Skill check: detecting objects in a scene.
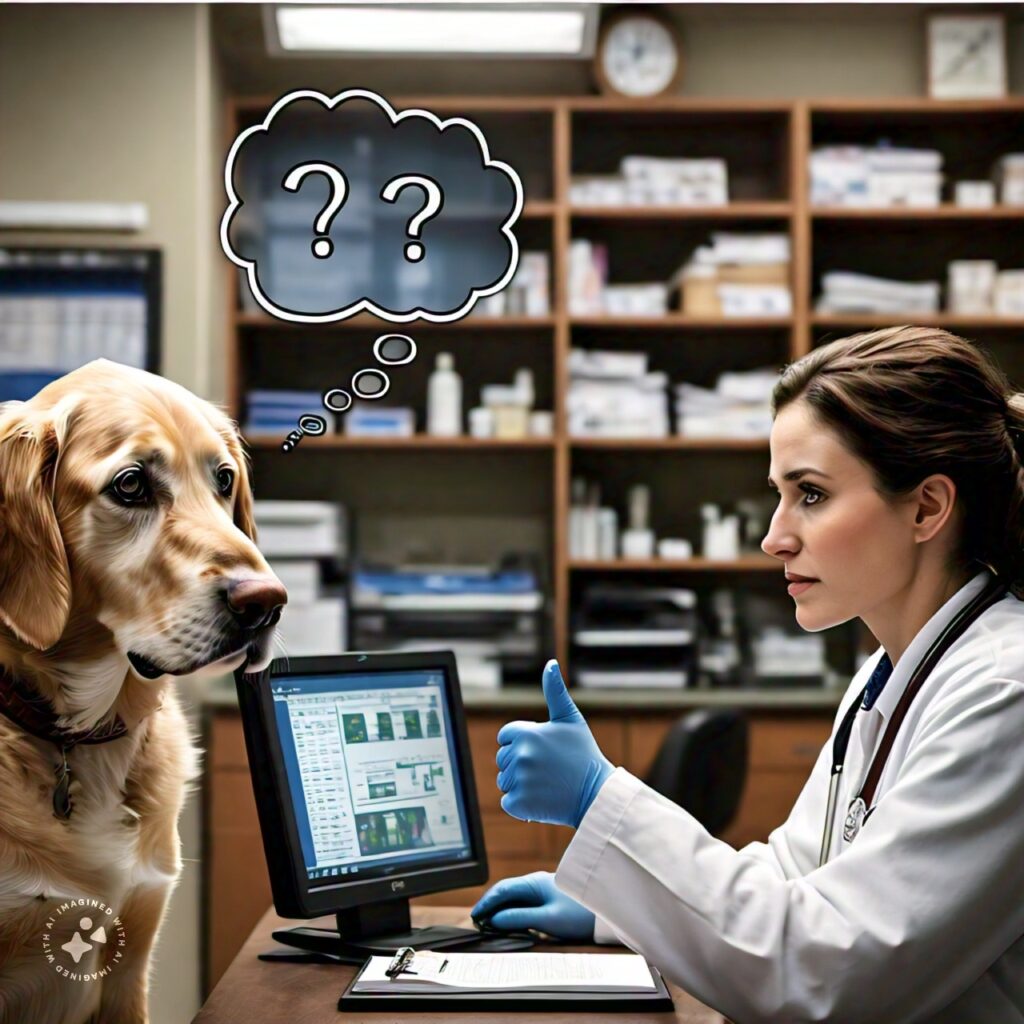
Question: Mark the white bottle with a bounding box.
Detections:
[701,503,721,558]
[427,352,462,436]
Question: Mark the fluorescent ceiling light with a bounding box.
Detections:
[266,4,597,58]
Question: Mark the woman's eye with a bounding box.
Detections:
[108,467,152,507]
[216,467,235,498]
[801,487,825,506]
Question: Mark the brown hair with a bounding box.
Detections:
[771,325,1024,600]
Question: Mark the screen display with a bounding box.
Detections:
[270,668,474,886]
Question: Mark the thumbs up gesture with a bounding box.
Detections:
[495,660,615,828]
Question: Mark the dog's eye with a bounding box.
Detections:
[108,467,152,507]
[216,466,235,498]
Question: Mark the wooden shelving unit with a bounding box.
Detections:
[223,94,1024,676]
[208,96,1024,987]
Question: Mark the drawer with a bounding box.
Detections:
[748,717,831,769]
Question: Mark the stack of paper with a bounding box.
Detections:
[673,233,792,316]
[674,366,778,439]
[353,951,658,994]
[811,145,943,207]
[568,348,669,438]
[570,155,728,207]
[816,271,940,314]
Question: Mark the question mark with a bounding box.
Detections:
[380,175,444,262]
[281,414,327,453]
[282,162,349,259]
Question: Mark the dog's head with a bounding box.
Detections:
[0,359,286,679]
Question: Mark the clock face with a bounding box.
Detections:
[928,16,1007,99]
[600,16,679,97]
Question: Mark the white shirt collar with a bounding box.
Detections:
[870,569,995,723]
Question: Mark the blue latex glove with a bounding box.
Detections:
[471,871,595,941]
[495,659,614,827]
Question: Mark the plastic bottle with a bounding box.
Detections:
[426,352,462,436]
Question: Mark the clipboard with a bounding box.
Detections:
[337,950,675,1013]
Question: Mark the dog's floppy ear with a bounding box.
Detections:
[0,408,72,649]
[226,425,257,542]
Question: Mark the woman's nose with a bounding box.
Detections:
[761,506,797,559]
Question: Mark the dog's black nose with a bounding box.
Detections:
[225,578,288,630]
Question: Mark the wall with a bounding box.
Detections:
[0,7,217,1022]
[213,3,1024,98]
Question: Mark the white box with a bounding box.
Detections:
[266,559,320,604]
[955,181,996,208]
[253,500,345,559]
[277,599,346,656]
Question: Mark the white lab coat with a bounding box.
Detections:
[555,570,1024,1023]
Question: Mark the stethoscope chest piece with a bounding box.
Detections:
[842,797,867,844]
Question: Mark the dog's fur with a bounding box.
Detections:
[0,360,285,1024]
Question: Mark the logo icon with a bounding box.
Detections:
[41,899,127,982]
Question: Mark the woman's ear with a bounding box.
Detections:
[0,410,72,649]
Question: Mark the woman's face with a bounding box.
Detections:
[761,399,923,632]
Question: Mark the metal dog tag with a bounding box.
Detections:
[843,797,867,844]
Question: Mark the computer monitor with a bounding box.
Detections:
[234,650,493,955]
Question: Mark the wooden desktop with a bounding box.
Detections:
[192,904,728,1023]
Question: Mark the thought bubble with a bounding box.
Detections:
[220,88,523,324]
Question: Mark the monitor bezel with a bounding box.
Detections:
[234,650,489,919]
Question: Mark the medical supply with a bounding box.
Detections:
[672,233,792,317]
[675,369,775,440]
[514,368,534,410]
[954,181,996,208]
[569,348,669,438]
[621,484,654,559]
[346,405,416,437]
[482,384,528,439]
[816,271,940,314]
[993,153,1024,206]
[528,410,553,437]
[700,503,738,559]
[948,260,998,314]
[426,352,462,436]
[657,538,693,559]
[571,156,728,207]
[468,405,494,438]
[496,660,615,827]
[994,270,1024,315]
[597,508,619,561]
[252,500,346,559]
[819,573,1008,865]
[502,251,550,316]
[810,144,943,207]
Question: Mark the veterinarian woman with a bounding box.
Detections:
[473,326,1024,1023]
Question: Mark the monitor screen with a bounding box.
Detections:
[270,667,475,888]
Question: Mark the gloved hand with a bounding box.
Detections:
[471,871,595,941]
[496,659,614,827]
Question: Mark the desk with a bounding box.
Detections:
[193,905,728,1024]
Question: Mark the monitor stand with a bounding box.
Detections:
[269,898,488,959]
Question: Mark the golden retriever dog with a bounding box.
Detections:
[0,359,286,1024]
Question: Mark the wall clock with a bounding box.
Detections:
[927,13,1007,99]
[593,7,683,98]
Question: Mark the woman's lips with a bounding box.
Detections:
[788,580,817,596]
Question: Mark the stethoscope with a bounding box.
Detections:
[818,571,1010,867]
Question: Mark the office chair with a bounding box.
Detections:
[643,708,749,837]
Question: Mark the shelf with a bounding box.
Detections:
[571,437,769,450]
[811,313,1024,329]
[244,434,555,450]
[812,205,1024,220]
[570,557,780,572]
[570,315,792,329]
[234,313,556,329]
[570,202,792,219]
